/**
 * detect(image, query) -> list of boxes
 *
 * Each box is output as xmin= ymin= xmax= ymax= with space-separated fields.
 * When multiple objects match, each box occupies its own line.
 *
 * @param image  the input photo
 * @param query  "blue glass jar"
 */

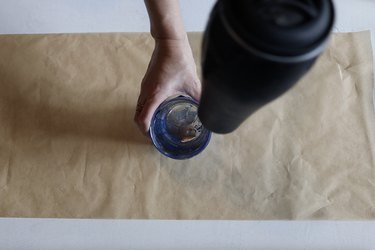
xmin=150 ymin=95 xmax=211 ymax=160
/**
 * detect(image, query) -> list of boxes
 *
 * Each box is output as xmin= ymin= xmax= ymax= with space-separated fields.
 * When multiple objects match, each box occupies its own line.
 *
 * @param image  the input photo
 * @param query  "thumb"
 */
xmin=134 ymin=94 xmax=167 ymax=135
xmin=186 ymin=79 xmax=202 ymax=102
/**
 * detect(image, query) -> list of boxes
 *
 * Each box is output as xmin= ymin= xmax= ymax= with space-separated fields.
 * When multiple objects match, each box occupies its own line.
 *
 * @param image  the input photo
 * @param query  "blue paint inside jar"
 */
xmin=150 ymin=96 xmax=211 ymax=160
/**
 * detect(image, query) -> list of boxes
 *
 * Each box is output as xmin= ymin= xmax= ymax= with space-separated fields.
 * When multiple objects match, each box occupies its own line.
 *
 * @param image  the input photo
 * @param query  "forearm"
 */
xmin=136 ymin=0 xmax=201 ymax=134
xmin=144 ymin=0 xmax=186 ymax=41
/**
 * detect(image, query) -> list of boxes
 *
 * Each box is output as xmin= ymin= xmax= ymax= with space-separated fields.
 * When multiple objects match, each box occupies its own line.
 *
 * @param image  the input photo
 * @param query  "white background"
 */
xmin=0 ymin=0 xmax=375 ymax=249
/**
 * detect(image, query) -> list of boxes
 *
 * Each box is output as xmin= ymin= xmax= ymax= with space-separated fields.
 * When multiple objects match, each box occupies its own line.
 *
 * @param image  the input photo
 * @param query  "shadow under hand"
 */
xmin=37 ymin=104 xmax=150 ymax=145
xmin=0 ymin=69 xmax=149 ymax=146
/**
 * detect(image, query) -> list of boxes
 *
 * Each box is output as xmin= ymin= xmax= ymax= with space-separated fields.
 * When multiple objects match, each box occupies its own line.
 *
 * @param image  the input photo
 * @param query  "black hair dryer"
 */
xmin=198 ymin=0 xmax=335 ymax=133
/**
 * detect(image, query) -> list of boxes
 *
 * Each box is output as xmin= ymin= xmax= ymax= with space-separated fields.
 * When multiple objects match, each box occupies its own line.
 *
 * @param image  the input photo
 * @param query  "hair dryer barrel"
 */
xmin=198 ymin=0 xmax=335 ymax=134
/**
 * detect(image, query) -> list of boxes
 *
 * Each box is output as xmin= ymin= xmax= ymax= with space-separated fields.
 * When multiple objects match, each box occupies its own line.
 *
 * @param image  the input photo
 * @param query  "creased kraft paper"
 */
xmin=0 ymin=32 xmax=374 ymax=219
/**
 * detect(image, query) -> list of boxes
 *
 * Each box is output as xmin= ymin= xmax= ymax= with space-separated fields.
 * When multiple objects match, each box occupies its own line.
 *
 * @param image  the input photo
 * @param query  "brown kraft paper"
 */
xmin=0 ymin=31 xmax=374 ymax=219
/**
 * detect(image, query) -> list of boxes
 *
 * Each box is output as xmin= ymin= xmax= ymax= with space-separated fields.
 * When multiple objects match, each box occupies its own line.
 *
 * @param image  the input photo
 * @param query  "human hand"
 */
xmin=134 ymin=36 xmax=201 ymax=136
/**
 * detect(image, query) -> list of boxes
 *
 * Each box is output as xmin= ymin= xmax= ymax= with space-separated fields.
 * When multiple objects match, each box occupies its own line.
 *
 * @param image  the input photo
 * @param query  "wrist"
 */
xmin=154 ymin=34 xmax=189 ymax=46
xmin=145 ymin=0 xmax=186 ymax=41
xmin=150 ymin=23 xmax=186 ymax=41
xmin=153 ymin=35 xmax=192 ymax=60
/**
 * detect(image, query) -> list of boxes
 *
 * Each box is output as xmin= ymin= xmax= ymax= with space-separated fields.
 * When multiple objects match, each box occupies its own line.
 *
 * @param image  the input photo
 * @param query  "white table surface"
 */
xmin=0 ymin=0 xmax=375 ymax=249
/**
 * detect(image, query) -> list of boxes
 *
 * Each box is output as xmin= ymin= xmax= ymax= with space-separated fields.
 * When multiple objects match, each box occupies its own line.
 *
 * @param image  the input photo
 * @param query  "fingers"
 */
xmin=134 ymin=80 xmax=202 ymax=136
xmin=190 ymin=84 xmax=202 ymax=102
xmin=185 ymin=79 xmax=202 ymax=102
xmin=135 ymin=97 xmax=146 ymax=122
xmin=134 ymin=93 xmax=167 ymax=136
